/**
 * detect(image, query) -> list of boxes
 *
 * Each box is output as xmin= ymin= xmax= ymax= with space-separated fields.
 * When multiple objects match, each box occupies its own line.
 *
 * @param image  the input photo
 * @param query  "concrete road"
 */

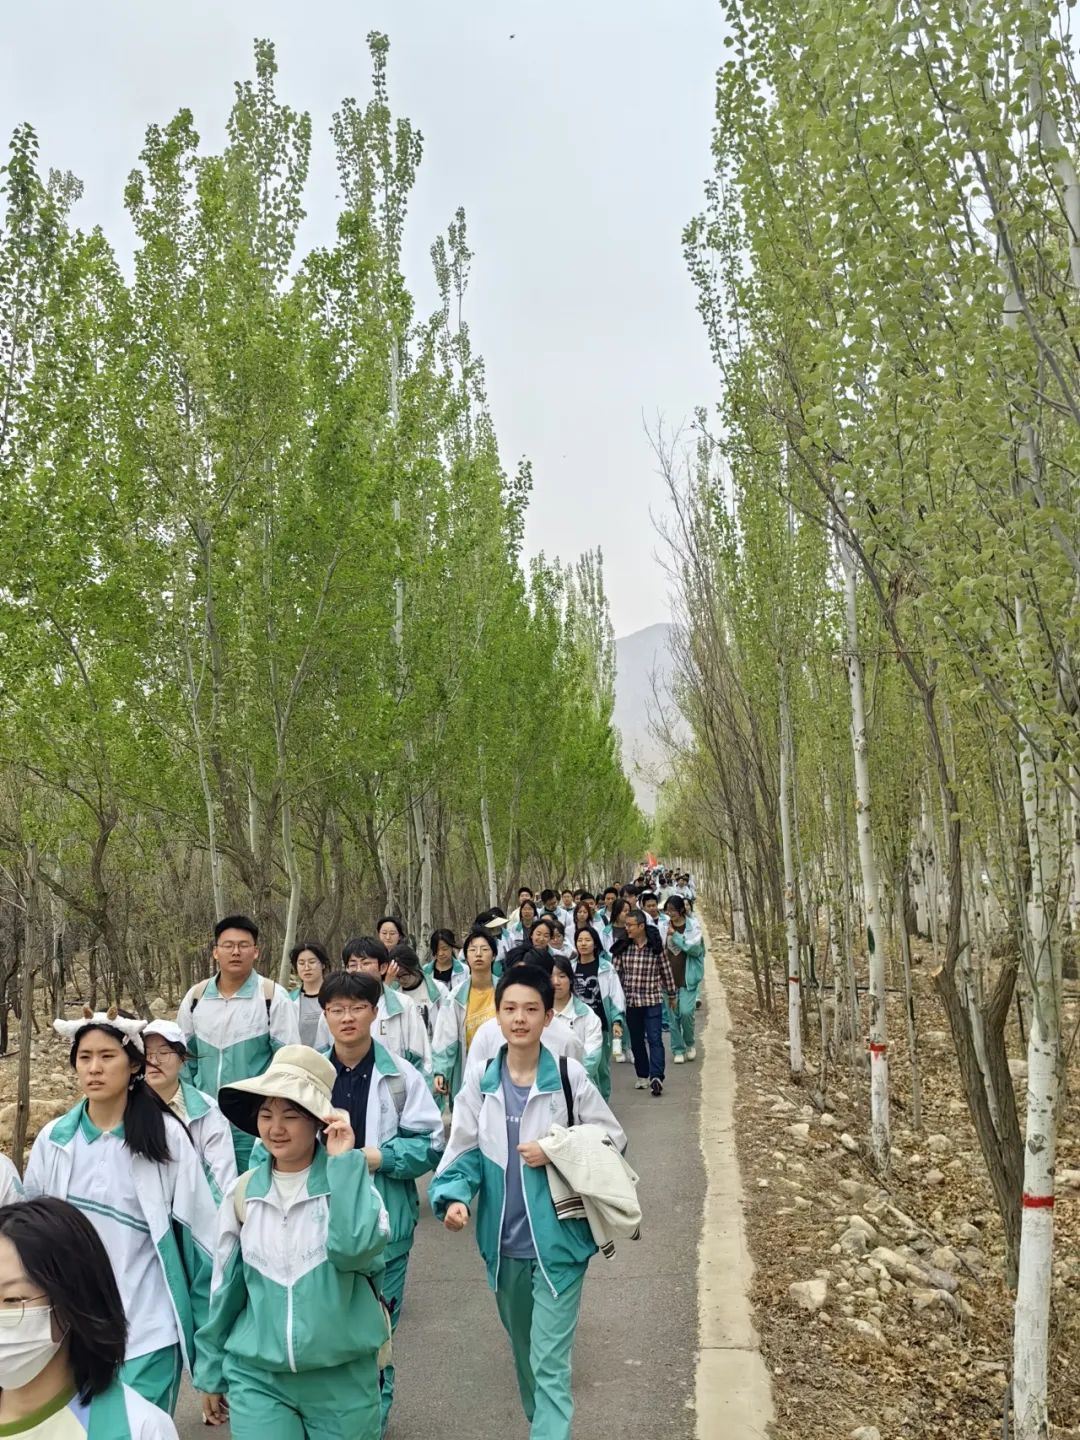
xmin=177 ymin=1040 xmax=705 ymax=1438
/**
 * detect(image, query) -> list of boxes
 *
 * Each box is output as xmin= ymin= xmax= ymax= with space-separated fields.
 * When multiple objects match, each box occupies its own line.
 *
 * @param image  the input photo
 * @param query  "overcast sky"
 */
xmin=1 ymin=1 xmax=725 ymax=637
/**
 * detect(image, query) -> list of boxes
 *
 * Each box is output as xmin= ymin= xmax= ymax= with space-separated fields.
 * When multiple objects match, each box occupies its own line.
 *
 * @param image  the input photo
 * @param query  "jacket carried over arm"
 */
xmin=429 ymin=1048 xmax=625 ymax=1298
xmin=666 ymin=918 xmax=706 ymax=989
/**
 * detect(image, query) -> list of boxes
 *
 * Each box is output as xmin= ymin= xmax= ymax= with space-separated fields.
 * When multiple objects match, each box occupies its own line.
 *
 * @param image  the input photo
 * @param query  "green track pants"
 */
xmin=669 ymin=982 xmax=701 ymax=1056
xmin=120 ymin=1343 xmax=182 ymax=1415
xmin=223 ymin=1354 xmax=381 ymax=1439
xmin=379 ymin=1249 xmax=410 ymax=1433
xmin=494 ymin=1257 xmax=587 ymax=1440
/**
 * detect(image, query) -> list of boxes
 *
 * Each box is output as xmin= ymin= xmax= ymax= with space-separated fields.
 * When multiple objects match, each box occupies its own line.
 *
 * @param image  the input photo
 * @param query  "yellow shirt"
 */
xmin=465 ymin=985 xmax=497 ymax=1052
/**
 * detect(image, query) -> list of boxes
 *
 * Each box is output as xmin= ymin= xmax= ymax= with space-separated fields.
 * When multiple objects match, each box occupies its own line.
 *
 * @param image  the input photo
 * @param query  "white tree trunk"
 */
xmin=1069 ymin=771 xmax=1080 ymax=936
xmin=778 ymin=671 xmax=803 ymax=1078
xmin=1012 ymin=599 xmax=1063 ymax=1440
xmin=839 ymin=534 xmax=890 ymax=1170
xmin=277 ymin=787 xmax=302 ymax=986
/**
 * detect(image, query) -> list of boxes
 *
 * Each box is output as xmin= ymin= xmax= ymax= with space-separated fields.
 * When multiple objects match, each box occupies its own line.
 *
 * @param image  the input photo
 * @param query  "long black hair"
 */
xmin=574 ymin=923 xmax=606 ymax=958
xmin=68 ymin=1023 xmax=182 ymax=1165
xmin=0 ymin=1197 xmax=127 ymax=1403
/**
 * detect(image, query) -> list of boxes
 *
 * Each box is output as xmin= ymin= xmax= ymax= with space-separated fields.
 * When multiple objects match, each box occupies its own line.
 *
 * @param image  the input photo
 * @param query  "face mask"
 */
xmin=0 ymin=1306 xmax=65 ymax=1390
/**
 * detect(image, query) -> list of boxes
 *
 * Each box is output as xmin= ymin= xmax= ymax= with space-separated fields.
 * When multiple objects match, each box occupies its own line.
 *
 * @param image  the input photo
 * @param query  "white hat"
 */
xmin=143 ymin=1019 xmax=187 ymax=1051
xmin=53 ymin=1007 xmax=146 ymax=1055
xmin=217 ymin=1045 xmax=337 ymax=1135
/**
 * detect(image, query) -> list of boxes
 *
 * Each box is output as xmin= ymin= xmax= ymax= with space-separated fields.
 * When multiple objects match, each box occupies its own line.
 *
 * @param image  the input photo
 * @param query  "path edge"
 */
xmin=695 ymin=917 xmax=775 ymax=1440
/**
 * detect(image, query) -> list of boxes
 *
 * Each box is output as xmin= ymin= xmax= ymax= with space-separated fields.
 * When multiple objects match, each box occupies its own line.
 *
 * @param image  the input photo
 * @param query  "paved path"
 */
xmin=176 ymin=952 xmax=772 ymax=1438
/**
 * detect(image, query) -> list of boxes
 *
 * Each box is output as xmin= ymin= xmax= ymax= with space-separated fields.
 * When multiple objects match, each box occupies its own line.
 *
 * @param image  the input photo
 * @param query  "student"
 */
xmin=509 ymin=887 xmax=535 ymax=924
xmin=548 ymin=918 xmax=573 ymax=960
xmin=337 ymin=937 xmax=432 ymax=1078
xmin=25 ymin=1010 xmax=218 ymax=1414
xmin=177 ymin=916 xmax=300 ymax=1169
xmin=527 ymin=916 xmax=556 ymax=959
xmin=195 ymin=1048 xmax=389 ymax=1438
xmin=389 ymin=943 xmax=442 ymax=1038
xmin=571 ymin=925 xmax=625 ymax=1100
xmin=538 ymin=889 xmax=560 ymax=918
xmin=376 ymin=915 xmax=406 ymax=952
xmin=639 ymin=892 xmax=669 ymax=941
xmin=595 ymin=887 xmax=619 ymax=927
xmin=143 ymin=1020 xmax=237 ymax=1199
xmin=464 ymin=950 xmax=586 ymax=1082
xmin=432 ymin=927 xmax=499 ymax=1102
xmin=430 ymin=965 xmax=626 ymax=1440
xmin=288 ymin=942 xmax=333 ymax=1048
xmin=0 ymin=1196 xmax=179 ymax=1438
xmin=501 ymin=900 xmax=538 ymax=957
xmin=318 ymin=972 xmax=444 ymax=1432
xmin=549 ymin=957 xmax=603 ymax=1086
xmin=425 ymin=929 xmax=467 ymax=990
xmin=611 ymin=910 xmax=678 ymax=1097
xmin=664 ymin=896 xmax=706 ymax=1063
xmin=557 ymin=890 xmax=576 ymax=932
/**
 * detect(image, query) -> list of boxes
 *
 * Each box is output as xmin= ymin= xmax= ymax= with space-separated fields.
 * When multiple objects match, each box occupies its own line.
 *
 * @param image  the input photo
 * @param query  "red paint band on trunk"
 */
xmin=1022 ymin=1193 xmax=1055 ymax=1209
xmin=787 ymin=976 xmax=800 ymax=984
xmin=868 ymin=1042 xmax=888 ymax=1054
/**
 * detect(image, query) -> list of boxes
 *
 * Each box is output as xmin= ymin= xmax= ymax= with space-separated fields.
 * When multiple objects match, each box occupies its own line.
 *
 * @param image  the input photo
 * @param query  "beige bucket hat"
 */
xmin=218 ymin=1045 xmax=337 ymax=1135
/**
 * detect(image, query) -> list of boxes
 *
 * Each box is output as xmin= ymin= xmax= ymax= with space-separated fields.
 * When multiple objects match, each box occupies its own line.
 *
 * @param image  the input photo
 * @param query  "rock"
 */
xmin=840 ymin=1227 xmax=869 ymax=1257
xmin=149 ymin=996 xmax=169 ymax=1018
xmin=835 ymin=1279 xmax=852 ymax=1294
xmin=846 ymin=1215 xmax=878 ymax=1240
xmin=855 ymin=1265 xmax=876 ymax=1284
xmin=0 ymin=1098 xmax=69 ymax=1143
xmin=918 ymin=1265 xmax=960 ymax=1294
xmin=926 ymin=1133 xmax=953 ymax=1156
xmin=851 ymin=1429 xmax=882 ymax=1440
xmin=770 ymin=1099 xmax=797 ymax=1115
xmin=957 ymin=1221 xmax=981 ymax=1241
xmin=820 ymin=1112 xmax=838 ymax=1127
xmin=839 ymin=1132 xmax=859 ymax=1153
xmin=869 ymin=1247 xmax=913 ymax=1280
xmin=1008 ymin=1058 xmax=1028 ymax=1080
xmin=843 ymin=1317 xmax=886 ymax=1346
xmin=911 ymin=1287 xmax=963 ymax=1318
xmin=1059 ymin=1169 xmax=1080 ymax=1191
xmin=838 ymin=1179 xmax=874 ymax=1203
xmin=789 ymin=1278 xmax=828 ymax=1311
xmin=787 ymin=1122 xmax=811 ymax=1141
xmin=924 ymin=1168 xmax=945 ymax=1187
xmin=930 ymin=1246 xmax=960 ymax=1272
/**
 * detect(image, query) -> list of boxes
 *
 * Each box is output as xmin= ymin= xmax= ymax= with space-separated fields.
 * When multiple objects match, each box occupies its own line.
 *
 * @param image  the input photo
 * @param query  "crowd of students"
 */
xmin=0 ymin=868 xmax=701 ymax=1439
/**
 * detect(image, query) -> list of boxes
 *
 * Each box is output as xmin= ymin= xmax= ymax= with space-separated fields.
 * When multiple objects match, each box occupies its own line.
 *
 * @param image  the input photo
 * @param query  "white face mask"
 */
xmin=0 ymin=1306 xmax=64 ymax=1390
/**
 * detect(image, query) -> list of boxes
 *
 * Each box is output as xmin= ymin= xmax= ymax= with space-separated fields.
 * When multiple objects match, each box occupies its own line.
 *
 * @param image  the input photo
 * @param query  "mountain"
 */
xmin=613 ymin=622 xmax=676 ymax=814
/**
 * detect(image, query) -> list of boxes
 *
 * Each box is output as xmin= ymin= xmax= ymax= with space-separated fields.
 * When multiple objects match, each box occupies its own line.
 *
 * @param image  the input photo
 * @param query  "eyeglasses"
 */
xmin=325 ymin=1005 xmax=373 ymax=1019
xmin=0 ymin=1298 xmax=50 ymax=1328
xmin=216 ymin=941 xmax=255 ymax=953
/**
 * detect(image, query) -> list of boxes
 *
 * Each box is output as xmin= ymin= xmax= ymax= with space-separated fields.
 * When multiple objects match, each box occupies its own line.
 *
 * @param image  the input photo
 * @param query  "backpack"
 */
xmin=232 ymin=1162 xmax=394 ymax=1371
xmin=190 ymin=974 xmax=275 ymax=1020
xmin=559 ymin=1055 xmax=575 ymax=1127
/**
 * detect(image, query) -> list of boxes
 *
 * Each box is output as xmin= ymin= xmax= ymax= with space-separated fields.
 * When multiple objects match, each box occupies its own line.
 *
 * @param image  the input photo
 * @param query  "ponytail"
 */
xmin=122 ymin=1078 xmax=180 ymax=1165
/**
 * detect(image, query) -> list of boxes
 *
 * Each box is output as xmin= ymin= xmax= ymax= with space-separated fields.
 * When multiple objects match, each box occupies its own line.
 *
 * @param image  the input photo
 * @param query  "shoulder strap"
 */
xmin=559 ymin=1055 xmax=575 ymax=1128
xmin=189 ymin=978 xmax=211 ymax=1013
xmin=232 ymin=1167 xmax=256 ymax=1225
xmin=386 ymin=1072 xmax=407 ymax=1119
xmin=261 ymin=974 xmax=274 ymax=1019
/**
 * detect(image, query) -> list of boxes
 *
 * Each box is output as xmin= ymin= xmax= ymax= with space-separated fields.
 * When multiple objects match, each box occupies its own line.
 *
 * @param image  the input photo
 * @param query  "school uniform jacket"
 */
xmin=666 ymin=917 xmax=706 ymax=989
xmin=193 ymin=1146 xmax=390 ymax=1392
xmin=463 ymin=1013 xmax=585 ymax=1085
xmin=322 ymin=1041 xmax=445 ymax=1261
xmin=553 ymin=997 xmax=603 ymax=1084
xmin=429 ymin=1048 xmax=626 ymax=1297
xmin=315 ymin=989 xmax=431 ymax=1079
xmin=25 ymin=1102 xmax=218 ymax=1375
xmin=177 ymin=971 xmax=299 ymax=1099
xmin=174 ymin=1077 xmax=238 ymax=1201
xmin=35 ymin=1379 xmax=180 ymax=1438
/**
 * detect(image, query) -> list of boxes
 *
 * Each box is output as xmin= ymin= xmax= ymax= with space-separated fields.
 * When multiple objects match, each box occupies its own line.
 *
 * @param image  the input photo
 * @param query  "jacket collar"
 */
xmin=246 ymin=1139 xmax=331 ymax=1203
xmin=179 ymin=1077 xmax=212 ymax=1120
xmin=205 ymin=970 xmax=259 ymax=1001
xmin=479 ymin=1042 xmax=561 ymax=1096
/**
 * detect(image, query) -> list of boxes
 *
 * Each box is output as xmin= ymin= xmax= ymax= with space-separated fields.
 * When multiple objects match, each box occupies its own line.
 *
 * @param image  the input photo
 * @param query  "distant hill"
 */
xmin=613 ymin=622 xmax=676 ymax=814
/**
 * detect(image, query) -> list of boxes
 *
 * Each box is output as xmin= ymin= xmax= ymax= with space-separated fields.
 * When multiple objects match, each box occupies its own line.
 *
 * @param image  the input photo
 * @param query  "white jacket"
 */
xmin=464 ymin=1012 xmax=584 ymax=1083
xmin=538 ymin=1122 xmax=642 ymax=1254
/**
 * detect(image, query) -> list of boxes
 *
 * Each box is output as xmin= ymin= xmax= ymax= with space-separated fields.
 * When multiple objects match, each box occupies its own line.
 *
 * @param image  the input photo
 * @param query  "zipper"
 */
xmin=285 ymin=1270 xmax=297 ymax=1372
xmin=519 ymin=1092 xmax=557 ymax=1297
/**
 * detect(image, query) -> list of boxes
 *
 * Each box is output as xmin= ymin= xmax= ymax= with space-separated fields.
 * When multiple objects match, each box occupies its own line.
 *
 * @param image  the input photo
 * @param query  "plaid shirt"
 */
xmin=613 ymin=942 xmax=676 ymax=1008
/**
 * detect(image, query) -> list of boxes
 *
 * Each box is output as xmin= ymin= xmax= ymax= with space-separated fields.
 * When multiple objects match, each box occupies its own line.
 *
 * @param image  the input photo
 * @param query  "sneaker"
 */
xmin=635 ymin=1078 xmax=648 ymax=1090
xmin=650 ymin=1077 xmax=663 ymax=1097
xmin=673 ymin=1053 xmax=685 ymax=1064
xmin=686 ymin=1046 xmax=697 ymax=1061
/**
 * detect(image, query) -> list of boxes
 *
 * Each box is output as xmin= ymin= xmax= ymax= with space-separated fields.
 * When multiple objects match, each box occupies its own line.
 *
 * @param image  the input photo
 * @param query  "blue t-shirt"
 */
xmin=500 ymin=1070 xmax=536 ymax=1258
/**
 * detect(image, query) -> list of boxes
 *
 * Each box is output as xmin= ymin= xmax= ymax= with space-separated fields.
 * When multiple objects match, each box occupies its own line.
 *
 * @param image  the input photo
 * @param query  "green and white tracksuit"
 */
xmin=551 ymin=997 xmax=603 ymax=1086
xmin=177 ymin=971 xmax=299 ymax=1169
xmin=430 ymin=977 xmax=477 ymax=1100
xmin=346 ymin=1043 xmax=444 ymax=1432
xmin=429 ymin=1048 xmax=626 ymax=1440
xmin=666 ymin=917 xmax=706 ymax=1056
xmin=570 ymin=953 xmax=625 ymax=1097
xmin=0 ymin=1151 xmax=24 ymax=1205
xmin=194 ymin=1146 xmax=390 ymax=1440
xmin=422 ymin=955 xmax=468 ymax=992
xmin=462 ymin=1014 xmax=586 ymax=1087
xmin=166 ymin=1077 xmax=237 ymax=1202
xmin=0 ymin=1379 xmax=180 ymax=1438
xmin=314 ymin=989 xmax=431 ymax=1082
xmin=24 ymin=1101 xmax=218 ymax=1415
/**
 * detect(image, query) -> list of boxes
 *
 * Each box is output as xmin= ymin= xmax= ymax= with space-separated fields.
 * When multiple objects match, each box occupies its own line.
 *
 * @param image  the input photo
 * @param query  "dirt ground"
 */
xmin=709 ymin=917 xmax=1080 ymax=1439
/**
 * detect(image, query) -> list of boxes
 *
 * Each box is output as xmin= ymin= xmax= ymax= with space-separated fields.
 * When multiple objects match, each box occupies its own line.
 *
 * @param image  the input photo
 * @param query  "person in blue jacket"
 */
xmin=664 ymin=895 xmax=706 ymax=1062
xmin=430 ymin=964 xmax=625 ymax=1440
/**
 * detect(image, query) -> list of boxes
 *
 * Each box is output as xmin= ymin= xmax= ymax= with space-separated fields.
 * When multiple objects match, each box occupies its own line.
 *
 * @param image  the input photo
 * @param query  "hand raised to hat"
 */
xmin=323 ymin=1108 xmax=355 ymax=1157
